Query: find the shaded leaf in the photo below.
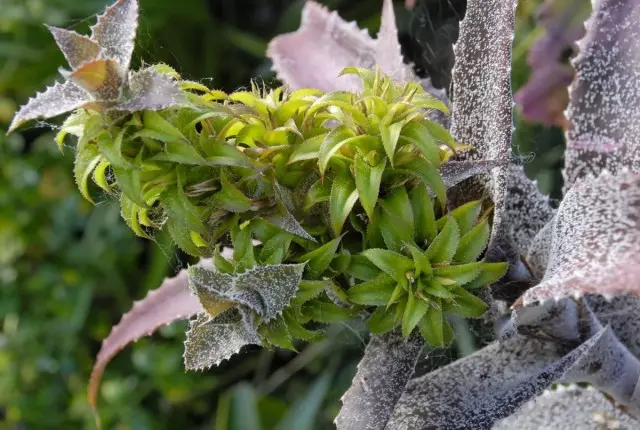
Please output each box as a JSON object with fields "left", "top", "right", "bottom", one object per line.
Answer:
{"left": 297, "top": 236, "right": 342, "bottom": 279}
{"left": 330, "top": 172, "right": 359, "bottom": 236}
{"left": 362, "top": 248, "right": 414, "bottom": 286}
{"left": 116, "top": 68, "right": 186, "bottom": 111}
{"left": 347, "top": 274, "right": 397, "bottom": 306}
{"left": 354, "top": 153, "right": 386, "bottom": 221}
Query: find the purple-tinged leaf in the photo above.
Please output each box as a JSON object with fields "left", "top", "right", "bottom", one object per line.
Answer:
{"left": 514, "top": 0, "right": 591, "bottom": 127}
{"left": 494, "top": 386, "right": 640, "bottom": 429}
{"left": 376, "top": 0, "right": 413, "bottom": 84}
{"left": 90, "top": 0, "right": 138, "bottom": 74}
{"left": 183, "top": 309, "right": 261, "bottom": 370}
{"left": 440, "top": 159, "right": 502, "bottom": 190}
{"left": 115, "top": 68, "right": 187, "bottom": 111}
{"left": 387, "top": 332, "right": 594, "bottom": 429}
{"left": 449, "top": 0, "right": 518, "bottom": 267}
{"left": 520, "top": 172, "right": 640, "bottom": 304}
{"left": 70, "top": 58, "right": 122, "bottom": 100}
{"left": 267, "top": 1, "right": 375, "bottom": 91}
{"left": 45, "top": 25, "right": 100, "bottom": 69}
{"left": 88, "top": 267, "right": 203, "bottom": 408}
{"left": 7, "top": 80, "right": 89, "bottom": 134}
{"left": 335, "top": 332, "right": 424, "bottom": 430}
{"left": 564, "top": 0, "right": 640, "bottom": 187}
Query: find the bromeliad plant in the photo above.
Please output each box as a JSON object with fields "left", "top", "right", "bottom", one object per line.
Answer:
{"left": 11, "top": 0, "right": 640, "bottom": 428}
{"left": 8, "top": 0, "right": 506, "bottom": 414}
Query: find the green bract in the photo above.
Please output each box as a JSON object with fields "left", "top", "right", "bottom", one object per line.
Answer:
{"left": 51, "top": 65, "right": 505, "bottom": 351}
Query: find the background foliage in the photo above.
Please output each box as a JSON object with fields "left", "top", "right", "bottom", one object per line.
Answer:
{"left": 0, "top": 0, "right": 563, "bottom": 427}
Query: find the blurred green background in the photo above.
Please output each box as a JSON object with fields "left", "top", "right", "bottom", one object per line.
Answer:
{"left": 0, "top": 0, "right": 564, "bottom": 428}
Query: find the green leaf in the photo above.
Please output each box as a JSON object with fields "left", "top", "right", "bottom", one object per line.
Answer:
{"left": 422, "top": 120, "right": 455, "bottom": 150}
{"left": 304, "top": 178, "right": 331, "bottom": 211}
{"left": 394, "top": 158, "right": 446, "bottom": 209}
{"left": 425, "top": 216, "right": 460, "bottom": 263}
{"left": 289, "top": 133, "right": 325, "bottom": 164}
{"left": 259, "top": 231, "right": 293, "bottom": 265}
{"left": 410, "top": 185, "right": 437, "bottom": 246}
{"left": 418, "top": 304, "right": 453, "bottom": 347}
{"left": 162, "top": 187, "right": 206, "bottom": 234}
{"left": 293, "top": 280, "right": 332, "bottom": 305}
{"left": 303, "top": 300, "right": 353, "bottom": 323}
{"left": 401, "top": 122, "right": 441, "bottom": 167}
{"left": 411, "top": 94, "right": 450, "bottom": 113}
{"left": 379, "top": 121, "right": 403, "bottom": 164}
{"left": 365, "top": 206, "right": 386, "bottom": 249}
{"left": 214, "top": 248, "right": 235, "bottom": 273}
{"left": 433, "top": 262, "right": 483, "bottom": 286}
{"left": 210, "top": 173, "right": 252, "bottom": 213}
{"left": 347, "top": 274, "right": 397, "bottom": 306}
{"left": 120, "top": 194, "right": 151, "bottom": 239}
{"left": 454, "top": 220, "right": 490, "bottom": 263}
{"left": 296, "top": 236, "right": 342, "bottom": 279}
{"left": 260, "top": 317, "right": 296, "bottom": 351}
{"left": 421, "top": 279, "right": 455, "bottom": 299}
{"left": 318, "top": 126, "right": 355, "bottom": 175}
{"left": 206, "top": 141, "right": 252, "bottom": 168}
{"left": 464, "top": 262, "right": 508, "bottom": 290}
{"left": 166, "top": 218, "right": 207, "bottom": 256}
{"left": 445, "top": 288, "right": 488, "bottom": 317}
{"left": 92, "top": 159, "right": 111, "bottom": 193}
{"left": 361, "top": 249, "right": 414, "bottom": 286}
{"left": 437, "top": 200, "right": 482, "bottom": 236}
{"left": 405, "top": 243, "right": 432, "bottom": 277}
{"left": 226, "top": 383, "right": 262, "bottom": 430}
{"left": 98, "top": 127, "right": 132, "bottom": 168}
{"left": 113, "top": 164, "right": 146, "bottom": 207}
{"left": 143, "top": 110, "right": 186, "bottom": 141}
{"left": 379, "top": 187, "right": 415, "bottom": 252}
{"left": 74, "top": 143, "right": 101, "bottom": 203}
{"left": 231, "top": 221, "right": 256, "bottom": 272}
{"left": 282, "top": 309, "right": 323, "bottom": 341}
{"left": 152, "top": 141, "right": 206, "bottom": 165}
{"left": 345, "top": 255, "right": 381, "bottom": 281}
{"left": 367, "top": 305, "right": 397, "bottom": 334}
{"left": 330, "top": 173, "right": 359, "bottom": 236}
{"left": 354, "top": 152, "right": 386, "bottom": 221}
{"left": 403, "top": 293, "right": 429, "bottom": 337}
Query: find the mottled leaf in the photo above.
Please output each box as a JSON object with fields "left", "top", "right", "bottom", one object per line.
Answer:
{"left": 8, "top": 80, "right": 89, "bottom": 133}
{"left": 90, "top": 0, "right": 138, "bottom": 73}
{"left": 336, "top": 332, "right": 424, "bottom": 430}
{"left": 184, "top": 309, "right": 261, "bottom": 370}
{"left": 70, "top": 58, "right": 122, "bottom": 100}
{"left": 521, "top": 172, "right": 640, "bottom": 304}
{"left": 564, "top": 0, "right": 640, "bottom": 186}
{"left": 115, "top": 68, "right": 186, "bottom": 111}
{"left": 46, "top": 25, "right": 100, "bottom": 69}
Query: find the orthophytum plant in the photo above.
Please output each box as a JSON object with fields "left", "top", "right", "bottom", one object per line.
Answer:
{"left": 9, "top": 0, "right": 640, "bottom": 428}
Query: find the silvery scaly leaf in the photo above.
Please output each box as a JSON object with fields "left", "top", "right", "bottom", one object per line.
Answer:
{"left": 88, "top": 265, "right": 204, "bottom": 408}
{"left": 376, "top": 0, "right": 414, "bottom": 84}
{"left": 386, "top": 331, "right": 612, "bottom": 429}
{"left": 494, "top": 386, "right": 640, "bottom": 429}
{"left": 267, "top": 1, "right": 376, "bottom": 91}
{"left": 441, "top": 159, "right": 502, "bottom": 190}
{"left": 189, "top": 263, "right": 305, "bottom": 322}
{"left": 564, "top": 0, "right": 640, "bottom": 188}
{"left": 183, "top": 309, "right": 261, "bottom": 370}
{"left": 503, "top": 166, "right": 556, "bottom": 259}
{"left": 114, "top": 68, "right": 187, "bottom": 111}
{"left": 449, "top": 0, "right": 518, "bottom": 266}
{"left": 7, "top": 80, "right": 89, "bottom": 134}
{"left": 45, "top": 25, "right": 100, "bottom": 69}
{"left": 335, "top": 332, "right": 424, "bottom": 430}
{"left": 520, "top": 172, "right": 640, "bottom": 304}
{"left": 512, "top": 296, "right": 640, "bottom": 412}
{"left": 514, "top": 0, "right": 591, "bottom": 127}
{"left": 70, "top": 58, "right": 123, "bottom": 100}
{"left": 90, "top": 0, "right": 138, "bottom": 74}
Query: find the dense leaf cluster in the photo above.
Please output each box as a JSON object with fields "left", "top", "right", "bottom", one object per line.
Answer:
{"left": 54, "top": 66, "right": 505, "bottom": 356}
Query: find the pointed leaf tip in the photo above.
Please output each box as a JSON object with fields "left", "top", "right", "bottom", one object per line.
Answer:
{"left": 45, "top": 25, "right": 100, "bottom": 69}
{"left": 88, "top": 267, "right": 203, "bottom": 408}
{"left": 8, "top": 80, "right": 89, "bottom": 134}
{"left": 90, "top": 0, "right": 139, "bottom": 73}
